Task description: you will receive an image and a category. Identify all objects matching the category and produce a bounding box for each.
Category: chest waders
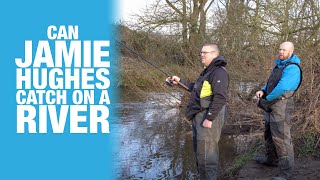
[261,62,302,179]
[188,67,226,180]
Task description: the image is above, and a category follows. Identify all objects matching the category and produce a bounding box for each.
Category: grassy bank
[222,144,262,179]
[296,132,320,158]
[222,133,320,178]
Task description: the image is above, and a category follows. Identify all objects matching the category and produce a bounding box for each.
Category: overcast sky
[119,0,149,22]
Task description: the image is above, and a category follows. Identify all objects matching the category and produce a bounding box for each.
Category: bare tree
[131,0,215,63]
[122,0,320,133]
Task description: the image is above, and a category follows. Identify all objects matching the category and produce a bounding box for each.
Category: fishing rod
[117,40,192,126]
[116,40,190,91]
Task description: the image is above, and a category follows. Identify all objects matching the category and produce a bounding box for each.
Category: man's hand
[202,119,212,128]
[166,76,180,85]
[256,90,264,98]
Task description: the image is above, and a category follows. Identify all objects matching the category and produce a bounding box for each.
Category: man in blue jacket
[255,41,302,179]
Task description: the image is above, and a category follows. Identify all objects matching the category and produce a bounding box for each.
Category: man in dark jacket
[167,43,228,179]
[255,41,302,179]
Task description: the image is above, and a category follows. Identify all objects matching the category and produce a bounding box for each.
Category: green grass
[222,133,320,179]
[223,144,262,179]
[296,133,320,158]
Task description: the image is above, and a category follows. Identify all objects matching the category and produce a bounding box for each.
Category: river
[113,91,252,179]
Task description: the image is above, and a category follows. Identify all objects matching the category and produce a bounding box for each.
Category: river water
[114,91,250,179]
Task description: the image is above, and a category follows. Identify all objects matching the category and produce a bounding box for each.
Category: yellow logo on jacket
[200,80,213,98]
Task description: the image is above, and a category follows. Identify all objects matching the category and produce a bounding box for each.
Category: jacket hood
[209,55,227,67]
[202,55,226,75]
[275,54,300,68]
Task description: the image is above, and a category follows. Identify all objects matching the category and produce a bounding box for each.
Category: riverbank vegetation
[118,0,320,159]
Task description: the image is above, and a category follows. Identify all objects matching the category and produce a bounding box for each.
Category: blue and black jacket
[262,54,301,101]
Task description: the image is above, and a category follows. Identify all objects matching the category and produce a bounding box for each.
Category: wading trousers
[192,106,225,180]
[264,97,294,178]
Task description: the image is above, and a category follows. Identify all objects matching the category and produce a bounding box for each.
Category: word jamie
[15,25,111,134]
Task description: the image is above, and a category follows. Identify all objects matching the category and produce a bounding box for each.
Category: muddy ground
[221,125,320,180]
[235,158,320,180]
